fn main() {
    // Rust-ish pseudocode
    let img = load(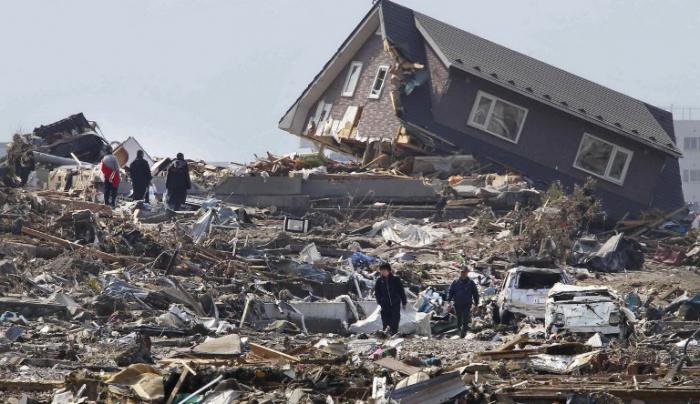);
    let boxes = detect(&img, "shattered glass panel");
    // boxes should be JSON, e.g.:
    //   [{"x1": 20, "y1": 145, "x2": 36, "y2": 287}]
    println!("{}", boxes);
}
[
  {"x1": 370, "y1": 67, "x2": 388, "y2": 98},
  {"x1": 575, "y1": 136, "x2": 613, "y2": 177},
  {"x1": 487, "y1": 100, "x2": 526, "y2": 141},
  {"x1": 472, "y1": 96, "x2": 492, "y2": 126},
  {"x1": 608, "y1": 150, "x2": 630, "y2": 180},
  {"x1": 342, "y1": 62, "x2": 362, "y2": 96}
]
